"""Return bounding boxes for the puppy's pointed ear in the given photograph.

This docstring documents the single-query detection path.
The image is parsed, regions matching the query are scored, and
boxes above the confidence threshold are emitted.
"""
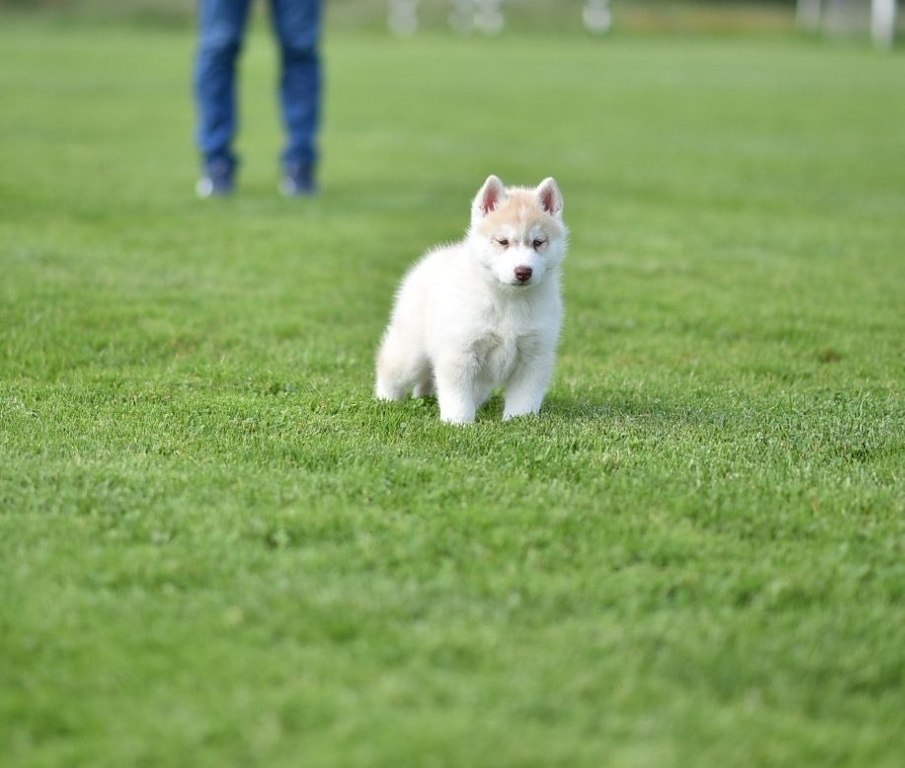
[536,177,564,218]
[473,175,506,218]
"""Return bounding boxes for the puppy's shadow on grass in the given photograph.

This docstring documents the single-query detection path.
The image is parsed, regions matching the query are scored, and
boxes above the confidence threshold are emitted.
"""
[542,392,715,428]
[376,391,710,429]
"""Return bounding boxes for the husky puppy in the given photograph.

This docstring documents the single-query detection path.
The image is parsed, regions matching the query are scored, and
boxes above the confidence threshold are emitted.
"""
[376,175,568,424]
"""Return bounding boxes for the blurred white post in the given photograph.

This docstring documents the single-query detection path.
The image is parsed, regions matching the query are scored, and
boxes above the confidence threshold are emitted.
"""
[451,0,505,35]
[871,0,897,48]
[583,0,613,34]
[389,0,420,36]
[474,0,505,35]
[796,0,823,30]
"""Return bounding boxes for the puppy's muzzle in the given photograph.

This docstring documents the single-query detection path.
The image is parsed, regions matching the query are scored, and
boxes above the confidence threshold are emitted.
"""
[514,266,533,284]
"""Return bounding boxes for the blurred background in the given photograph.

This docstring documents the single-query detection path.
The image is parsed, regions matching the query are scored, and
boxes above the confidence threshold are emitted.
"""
[0,0,900,46]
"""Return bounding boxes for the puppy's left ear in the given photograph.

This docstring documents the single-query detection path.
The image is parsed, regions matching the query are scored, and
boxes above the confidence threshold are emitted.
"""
[473,175,506,219]
[536,177,564,218]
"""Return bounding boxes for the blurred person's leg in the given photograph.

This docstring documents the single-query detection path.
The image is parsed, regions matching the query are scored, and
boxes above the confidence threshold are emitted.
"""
[195,0,254,194]
[270,0,322,195]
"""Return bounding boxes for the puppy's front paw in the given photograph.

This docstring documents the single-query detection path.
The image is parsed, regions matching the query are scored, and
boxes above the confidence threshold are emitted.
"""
[441,412,476,426]
[439,403,477,425]
[502,410,540,421]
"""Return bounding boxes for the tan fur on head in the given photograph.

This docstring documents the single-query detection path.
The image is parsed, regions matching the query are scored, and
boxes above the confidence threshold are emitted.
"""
[477,187,567,243]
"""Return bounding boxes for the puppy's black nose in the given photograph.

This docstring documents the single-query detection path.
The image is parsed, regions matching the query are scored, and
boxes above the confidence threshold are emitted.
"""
[514,266,533,283]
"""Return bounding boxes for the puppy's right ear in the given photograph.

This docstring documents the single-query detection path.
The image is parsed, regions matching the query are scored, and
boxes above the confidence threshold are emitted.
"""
[472,175,506,219]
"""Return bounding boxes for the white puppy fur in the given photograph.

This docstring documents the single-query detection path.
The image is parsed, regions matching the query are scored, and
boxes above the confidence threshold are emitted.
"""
[376,175,568,424]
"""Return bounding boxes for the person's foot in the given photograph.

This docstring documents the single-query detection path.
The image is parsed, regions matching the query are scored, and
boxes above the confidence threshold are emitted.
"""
[196,160,235,198]
[280,163,317,197]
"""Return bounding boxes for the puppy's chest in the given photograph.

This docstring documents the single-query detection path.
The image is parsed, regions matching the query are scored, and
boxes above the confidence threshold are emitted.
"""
[473,327,540,382]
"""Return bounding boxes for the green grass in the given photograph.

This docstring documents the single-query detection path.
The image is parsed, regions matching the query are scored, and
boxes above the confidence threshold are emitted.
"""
[2,12,905,768]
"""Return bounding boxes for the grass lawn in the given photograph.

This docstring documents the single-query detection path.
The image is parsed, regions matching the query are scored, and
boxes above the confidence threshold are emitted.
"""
[2,11,904,768]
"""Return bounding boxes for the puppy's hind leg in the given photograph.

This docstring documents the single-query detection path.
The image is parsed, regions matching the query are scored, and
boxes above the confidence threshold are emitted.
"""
[375,332,429,402]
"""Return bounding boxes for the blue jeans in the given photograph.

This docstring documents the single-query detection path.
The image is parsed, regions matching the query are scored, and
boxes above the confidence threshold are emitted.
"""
[195,0,322,176]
